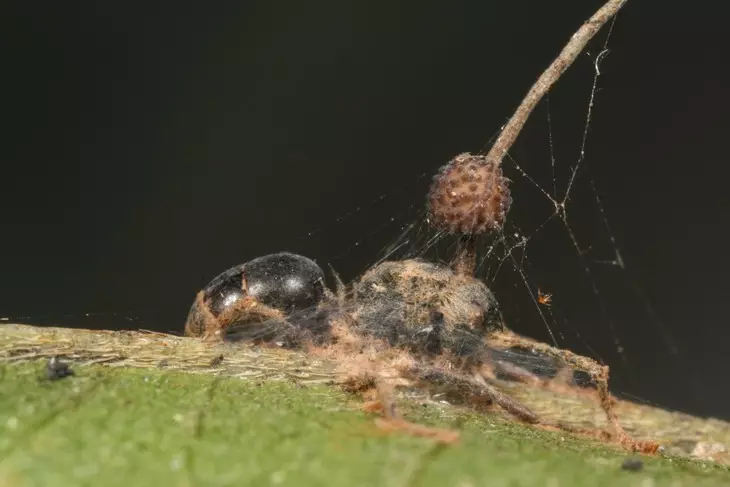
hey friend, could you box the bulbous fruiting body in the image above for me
[184,252,326,339]
[427,153,512,235]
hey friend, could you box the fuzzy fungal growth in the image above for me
[353,259,502,360]
[427,153,512,235]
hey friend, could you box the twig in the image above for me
[485,0,628,166]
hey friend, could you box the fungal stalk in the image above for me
[427,0,628,276]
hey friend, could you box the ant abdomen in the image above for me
[184,252,326,341]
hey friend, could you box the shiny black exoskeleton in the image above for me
[202,252,325,315]
[241,252,326,313]
[184,252,326,338]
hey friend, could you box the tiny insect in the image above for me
[621,457,644,472]
[45,356,74,381]
[537,289,552,306]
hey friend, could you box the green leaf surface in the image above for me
[1,362,728,487]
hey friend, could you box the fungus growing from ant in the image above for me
[427,152,512,276]
[184,0,655,453]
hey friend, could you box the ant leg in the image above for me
[371,381,461,444]
[486,352,587,397]
[472,373,540,424]
[402,364,539,424]
[341,366,460,444]
[486,329,627,440]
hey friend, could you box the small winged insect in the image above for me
[45,356,74,381]
[621,457,644,472]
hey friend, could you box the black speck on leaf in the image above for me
[45,356,74,381]
[621,457,644,472]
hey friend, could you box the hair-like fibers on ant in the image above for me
[183,246,658,452]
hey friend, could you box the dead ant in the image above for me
[183,0,655,453]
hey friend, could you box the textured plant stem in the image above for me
[484,0,628,166]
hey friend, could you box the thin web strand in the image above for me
[545,97,559,200]
[563,13,619,204]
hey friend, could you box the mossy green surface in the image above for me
[0,362,727,487]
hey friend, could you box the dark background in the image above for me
[2,1,728,419]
